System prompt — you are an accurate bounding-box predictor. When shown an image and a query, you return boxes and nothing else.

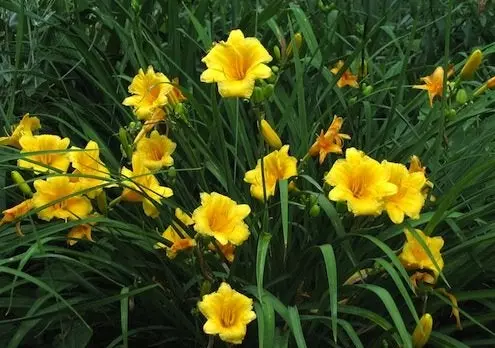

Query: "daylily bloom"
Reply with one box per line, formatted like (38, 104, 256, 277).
(32, 176, 92, 221)
(309, 115, 351, 164)
(18, 134, 71, 173)
(0, 199, 33, 236)
(324, 148, 397, 216)
(209, 241, 236, 263)
(413, 66, 454, 107)
(198, 282, 256, 344)
(133, 130, 176, 170)
(134, 108, 166, 144)
(192, 192, 251, 246)
(122, 66, 173, 120)
(412, 313, 433, 348)
(67, 224, 94, 246)
(399, 229, 444, 279)
(244, 145, 298, 201)
(260, 119, 282, 149)
(408, 155, 434, 196)
(155, 208, 196, 259)
(120, 155, 173, 218)
(0, 114, 41, 148)
(330, 60, 359, 88)
(200, 29, 272, 98)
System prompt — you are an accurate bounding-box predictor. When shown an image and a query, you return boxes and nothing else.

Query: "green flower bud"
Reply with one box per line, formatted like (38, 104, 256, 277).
(455, 89, 468, 105)
(348, 96, 358, 105)
(309, 204, 321, 217)
(446, 108, 456, 120)
(174, 103, 185, 115)
(273, 45, 281, 61)
(200, 280, 212, 297)
(168, 166, 177, 178)
(11, 171, 33, 196)
(363, 85, 374, 96)
(271, 66, 279, 74)
(263, 84, 275, 99)
(252, 86, 264, 103)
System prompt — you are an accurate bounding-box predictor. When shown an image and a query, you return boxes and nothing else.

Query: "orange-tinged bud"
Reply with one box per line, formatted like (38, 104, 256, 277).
(286, 33, 303, 58)
(460, 49, 482, 80)
(260, 119, 282, 149)
(487, 76, 495, 89)
(412, 313, 433, 348)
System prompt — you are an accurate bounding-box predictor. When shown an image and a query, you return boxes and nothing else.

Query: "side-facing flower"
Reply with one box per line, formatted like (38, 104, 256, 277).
(244, 145, 298, 201)
(120, 155, 173, 218)
(209, 242, 236, 263)
(198, 282, 256, 344)
(168, 77, 187, 105)
(0, 199, 32, 226)
(192, 192, 251, 245)
(0, 114, 41, 148)
(330, 60, 359, 88)
(200, 29, 272, 98)
(413, 66, 454, 107)
(399, 229, 444, 279)
(309, 115, 351, 164)
(122, 66, 173, 120)
(155, 208, 196, 259)
(67, 224, 94, 246)
(260, 119, 282, 149)
(134, 108, 166, 144)
(324, 148, 397, 216)
(32, 176, 92, 221)
(381, 161, 426, 224)
(412, 313, 433, 348)
(18, 134, 70, 173)
(134, 130, 176, 170)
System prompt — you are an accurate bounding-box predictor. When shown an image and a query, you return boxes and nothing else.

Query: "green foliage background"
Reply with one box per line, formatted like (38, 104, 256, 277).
(1, 0, 495, 347)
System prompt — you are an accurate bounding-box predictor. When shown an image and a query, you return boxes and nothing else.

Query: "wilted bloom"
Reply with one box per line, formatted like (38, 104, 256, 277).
(324, 148, 397, 216)
(260, 119, 282, 149)
(198, 282, 256, 344)
(155, 208, 196, 259)
(134, 108, 166, 144)
(200, 29, 272, 98)
(120, 155, 173, 218)
(412, 313, 433, 348)
(460, 49, 482, 80)
(381, 161, 426, 224)
(209, 242, 236, 263)
(437, 288, 462, 330)
(67, 224, 94, 246)
(122, 66, 173, 120)
(0, 114, 41, 148)
(32, 176, 92, 221)
(168, 78, 187, 105)
(309, 115, 351, 164)
(413, 66, 454, 107)
(70, 141, 111, 198)
(18, 134, 70, 173)
(0, 199, 32, 226)
(244, 145, 298, 200)
(409, 155, 434, 196)
(193, 192, 251, 245)
(133, 130, 176, 170)
(399, 229, 444, 279)
(330, 60, 359, 88)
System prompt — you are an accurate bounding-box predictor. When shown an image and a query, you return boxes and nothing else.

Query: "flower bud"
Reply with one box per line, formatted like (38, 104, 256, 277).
(487, 76, 495, 89)
(460, 49, 482, 80)
(271, 66, 279, 74)
(96, 191, 107, 214)
(118, 127, 132, 159)
(412, 313, 433, 348)
(168, 166, 177, 178)
(348, 96, 357, 105)
(362, 85, 373, 96)
(446, 108, 456, 120)
(11, 171, 33, 196)
(286, 33, 303, 58)
(263, 84, 275, 99)
(309, 204, 321, 217)
(455, 89, 468, 104)
(260, 119, 282, 149)
(273, 45, 281, 61)
(252, 86, 264, 103)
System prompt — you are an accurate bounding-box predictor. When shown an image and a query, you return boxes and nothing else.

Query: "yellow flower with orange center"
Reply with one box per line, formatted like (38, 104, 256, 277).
(67, 224, 94, 246)
(198, 282, 256, 344)
(155, 208, 196, 259)
(244, 145, 298, 201)
(134, 130, 176, 170)
(0, 114, 41, 148)
(32, 176, 92, 221)
(309, 115, 351, 164)
(200, 29, 272, 98)
(192, 192, 251, 246)
(413, 66, 454, 107)
(324, 148, 397, 216)
(122, 66, 173, 120)
(330, 60, 359, 88)
(18, 134, 71, 173)
(399, 229, 444, 279)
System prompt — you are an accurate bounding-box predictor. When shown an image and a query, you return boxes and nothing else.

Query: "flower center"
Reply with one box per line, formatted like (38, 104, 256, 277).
(149, 144, 164, 161)
(209, 209, 230, 233)
(146, 84, 161, 103)
(220, 306, 236, 328)
(350, 175, 366, 198)
(227, 46, 247, 80)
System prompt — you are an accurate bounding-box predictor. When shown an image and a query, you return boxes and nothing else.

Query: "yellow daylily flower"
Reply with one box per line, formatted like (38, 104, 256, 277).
(260, 119, 282, 149)
(412, 313, 433, 348)
(399, 229, 444, 279)
(324, 148, 397, 216)
(209, 241, 236, 263)
(244, 145, 298, 201)
(192, 192, 251, 246)
(134, 130, 176, 170)
(0, 114, 41, 148)
(67, 224, 94, 246)
(18, 134, 71, 173)
(381, 161, 426, 224)
(32, 176, 92, 221)
(408, 155, 434, 196)
(0, 199, 33, 226)
(155, 208, 196, 259)
(120, 155, 173, 218)
(330, 60, 359, 88)
(122, 66, 173, 120)
(198, 282, 256, 344)
(413, 66, 454, 107)
(200, 29, 272, 98)
(309, 115, 351, 164)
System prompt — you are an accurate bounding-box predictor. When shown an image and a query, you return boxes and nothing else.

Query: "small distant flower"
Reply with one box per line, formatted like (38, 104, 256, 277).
(324, 148, 397, 216)
(0, 199, 32, 226)
(0, 114, 41, 148)
(134, 130, 176, 170)
(244, 145, 298, 201)
(120, 155, 173, 218)
(413, 66, 454, 107)
(18, 134, 71, 173)
(200, 29, 272, 98)
(155, 208, 196, 259)
(399, 229, 444, 279)
(260, 119, 282, 149)
(122, 66, 173, 120)
(192, 192, 251, 246)
(412, 313, 433, 348)
(67, 224, 94, 246)
(32, 176, 92, 221)
(209, 241, 236, 263)
(198, 282, 256, 344)
(330, 60, 359, 88)
(309, 115, 351, 164)
(381, 161, 426, 224)
(460, 49, 482, 80)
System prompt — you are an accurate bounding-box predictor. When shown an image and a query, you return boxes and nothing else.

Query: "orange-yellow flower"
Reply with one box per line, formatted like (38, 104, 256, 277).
(32, 176, 92, 221)
(134, 130, 176, 170)
(134, 108, 166, 144)
(0, 199, 32, 226)
(0, 114, 41, 148)
(209, 242, 236, 263)
(200, 29, 272, 98)
(198, 282, 256, 344)
(192, 192, 251, 245)
(122, 66, 173, 120)
(120, 155, 173, 218)
(168, 78, 187, 105)
(330, 60, 359, 88)
(381, 161, 426, 224)
(18, 134, 71, 173)
(67, 224, 94, 246)
(309, 115, 351, 163)
(244, 145, 298, 201)
(155, 208, 196, 259)
(413, 66, 454, 107)
(399, 229, 444, 279)
(324, 148, 397, 216)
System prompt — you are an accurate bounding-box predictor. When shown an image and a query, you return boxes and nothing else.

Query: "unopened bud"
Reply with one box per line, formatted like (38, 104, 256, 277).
(487, 76, 495, 89)
(309, 204, 321, 217)
(348, 96, 357, 105)
(271, 66, 279, 74)
(168, 166, 177, 178)
(286, 33, 303, 58)
(200, 280, 212, 297)
(11, 171, 32, 196)
(263, 84, 275, 99)
(412, 313, 433, 348)
(460, 49, 482, 80)
(174, 103, 185, 115)
(252, 86, 264, 103)
(273, 45, 281, 61)
(362, 85, 373, 96)
(96, 191, 107, 214)
(118, 127, 132, 159)
(446, 108, 456, 120)
(455, 89, 468, 104)
(260, 119, 282, 149)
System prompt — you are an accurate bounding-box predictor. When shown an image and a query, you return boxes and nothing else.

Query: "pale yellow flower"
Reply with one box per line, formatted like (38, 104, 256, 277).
(134, 130, 176, 170)
(330, 60, 359, 88)
(67, 224, 94, 246)
(399, 229, 444, 279)
(18, 134, 70, 173)
(0, 114, 41, 148)
(309, 115, 351, 164)
(155, 208, 196, 259)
